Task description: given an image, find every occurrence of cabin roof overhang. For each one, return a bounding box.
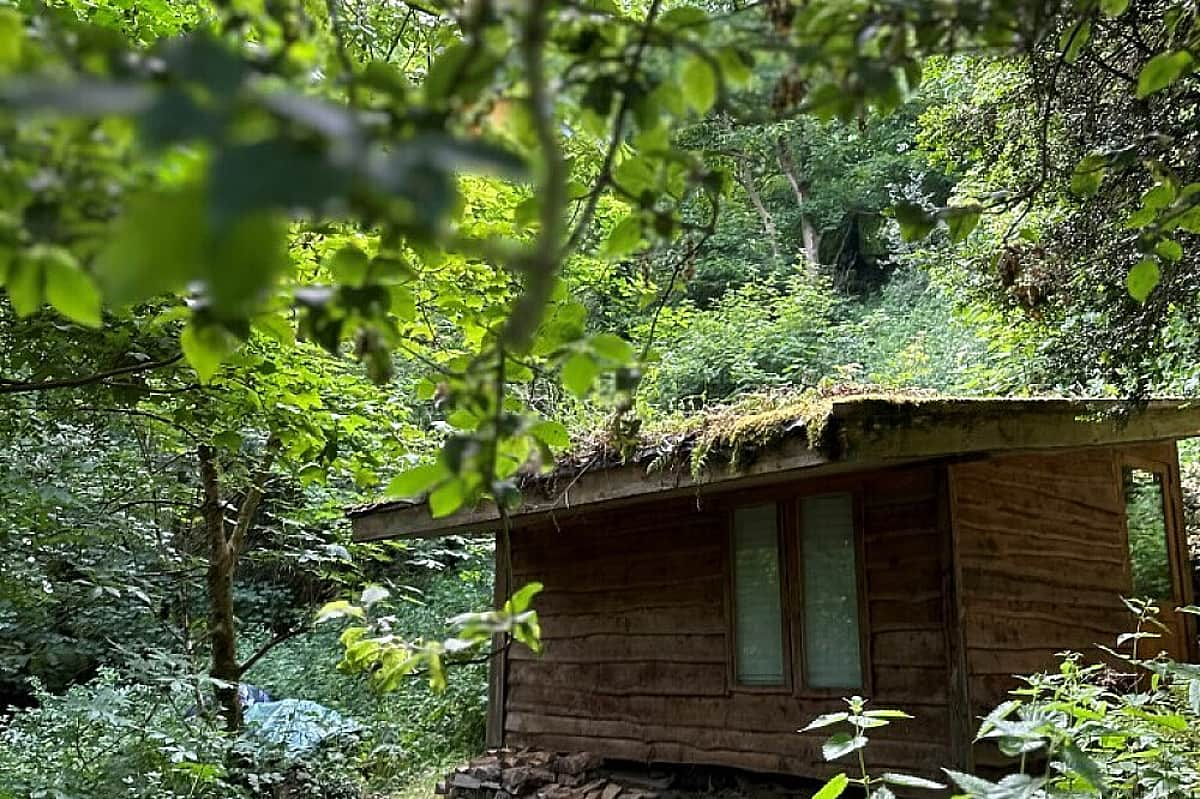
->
[349,396,1200,542]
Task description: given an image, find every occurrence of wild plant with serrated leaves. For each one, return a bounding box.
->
[800,695,947,799]
[943,598,1200,799]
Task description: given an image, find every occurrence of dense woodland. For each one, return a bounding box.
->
[1,0,1200,797]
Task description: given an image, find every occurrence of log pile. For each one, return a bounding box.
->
[437,749,674,799]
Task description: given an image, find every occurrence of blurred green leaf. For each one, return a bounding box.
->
[561,352,597,397]
[42,249,101,327]
[681,55,717,114]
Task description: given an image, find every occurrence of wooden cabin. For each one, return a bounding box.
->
[350,397,1199,779]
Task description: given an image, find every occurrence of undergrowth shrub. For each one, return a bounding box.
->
[808,602,1200,799]
[0,670,239,799]
[641,266,1015,413]
[0,542,492,799]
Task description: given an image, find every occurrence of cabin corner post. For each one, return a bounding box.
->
[1167,442,1199,663]
[486,526,511,748]
[939,464,974,771]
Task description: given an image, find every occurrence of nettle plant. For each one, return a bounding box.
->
[801,696,946,799]
[807,601,1200,799]
[951,602,1200,799]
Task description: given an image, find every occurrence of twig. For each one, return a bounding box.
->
[239,624,312,675]
[0,354,182,394]
[563,0,664,257]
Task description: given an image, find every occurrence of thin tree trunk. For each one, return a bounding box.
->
[775,136,821,273]
[199,444,240,731]
[198,439,278,732]
[735,156,781,265]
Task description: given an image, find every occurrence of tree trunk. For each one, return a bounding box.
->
[735,156,781,266]
[775,136,821,273]
[199,444,241,731]
[198,440,278,732]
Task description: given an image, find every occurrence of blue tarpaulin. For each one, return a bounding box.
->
[241,699,362,759]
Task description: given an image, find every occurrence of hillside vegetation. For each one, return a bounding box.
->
[2,0,1199,797]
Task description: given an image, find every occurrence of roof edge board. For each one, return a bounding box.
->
[352,398,1200,542]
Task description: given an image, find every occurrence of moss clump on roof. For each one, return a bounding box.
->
[569,384,940,480]
[663,389,840,477]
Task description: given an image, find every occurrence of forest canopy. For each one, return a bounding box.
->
[1,0,1199,797]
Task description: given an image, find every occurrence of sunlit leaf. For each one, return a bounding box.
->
[360,585,390,608]
[1060,19,1090,64]
[881,773,945,790]
[940,204,982,243]
[893,201,937,241]
[42,249,101,327]
[561,352,597,397]
[590,333,635,363]
[1070,153,1107,197]
[428,478,465,518]
[812,773,848,799]
[528,420,570,449]
[822,732,867,761]
[1137,51,1194,99]
[602,216,644,259]
[1126,259,1160,303]
[386,464,447,499]
[681,55,717,114]
[180,321,238,383]
[799,712,849,732]
[316,600,365,623]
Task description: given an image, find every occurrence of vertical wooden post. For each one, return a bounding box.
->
[486,527,510,748]
[1165,442,1198,663]
[939,464,974,771]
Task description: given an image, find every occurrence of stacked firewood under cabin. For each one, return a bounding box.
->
[437,749,675,799]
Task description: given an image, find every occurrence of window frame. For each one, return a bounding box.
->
[725,502,794,694]
[793,488,871,697]
[723,478,871,697]
[1117,455,1184,604]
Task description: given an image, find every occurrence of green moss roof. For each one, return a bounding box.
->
[558,384,940,480]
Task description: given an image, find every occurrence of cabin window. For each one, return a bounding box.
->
[800,493,863,689]
[1122,467,1174,599]
[732,504,786,686]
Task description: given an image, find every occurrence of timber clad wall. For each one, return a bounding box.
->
[949,449,1132,719]
[505,466,957,779]
[949,442,1196,724]
[501,443,1193,780]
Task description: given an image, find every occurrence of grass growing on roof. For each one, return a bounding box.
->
[636,384,938,479]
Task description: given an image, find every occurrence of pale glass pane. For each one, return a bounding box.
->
[1123,467,1173,599]
[802,493,862,689]
[733,504,785,686]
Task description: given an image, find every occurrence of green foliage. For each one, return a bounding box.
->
[250,550,493,788]
[3,0,1200,796]
[323,575,540,695]
[803,696,945,799]
[0,545,494,799]
[638,266,1013,414]
[0,670,243,798]
[953,612,1200,798]
[805,605,1200,799]
[639,272,841,408]
[1124,470,1174,600]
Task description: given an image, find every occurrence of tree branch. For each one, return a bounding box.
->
[563,0,663,257]
[0,354,183,394]
[502,0,568,348]
[734,153,781,264]
[229,437,281,557]
[239,624,312,675]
